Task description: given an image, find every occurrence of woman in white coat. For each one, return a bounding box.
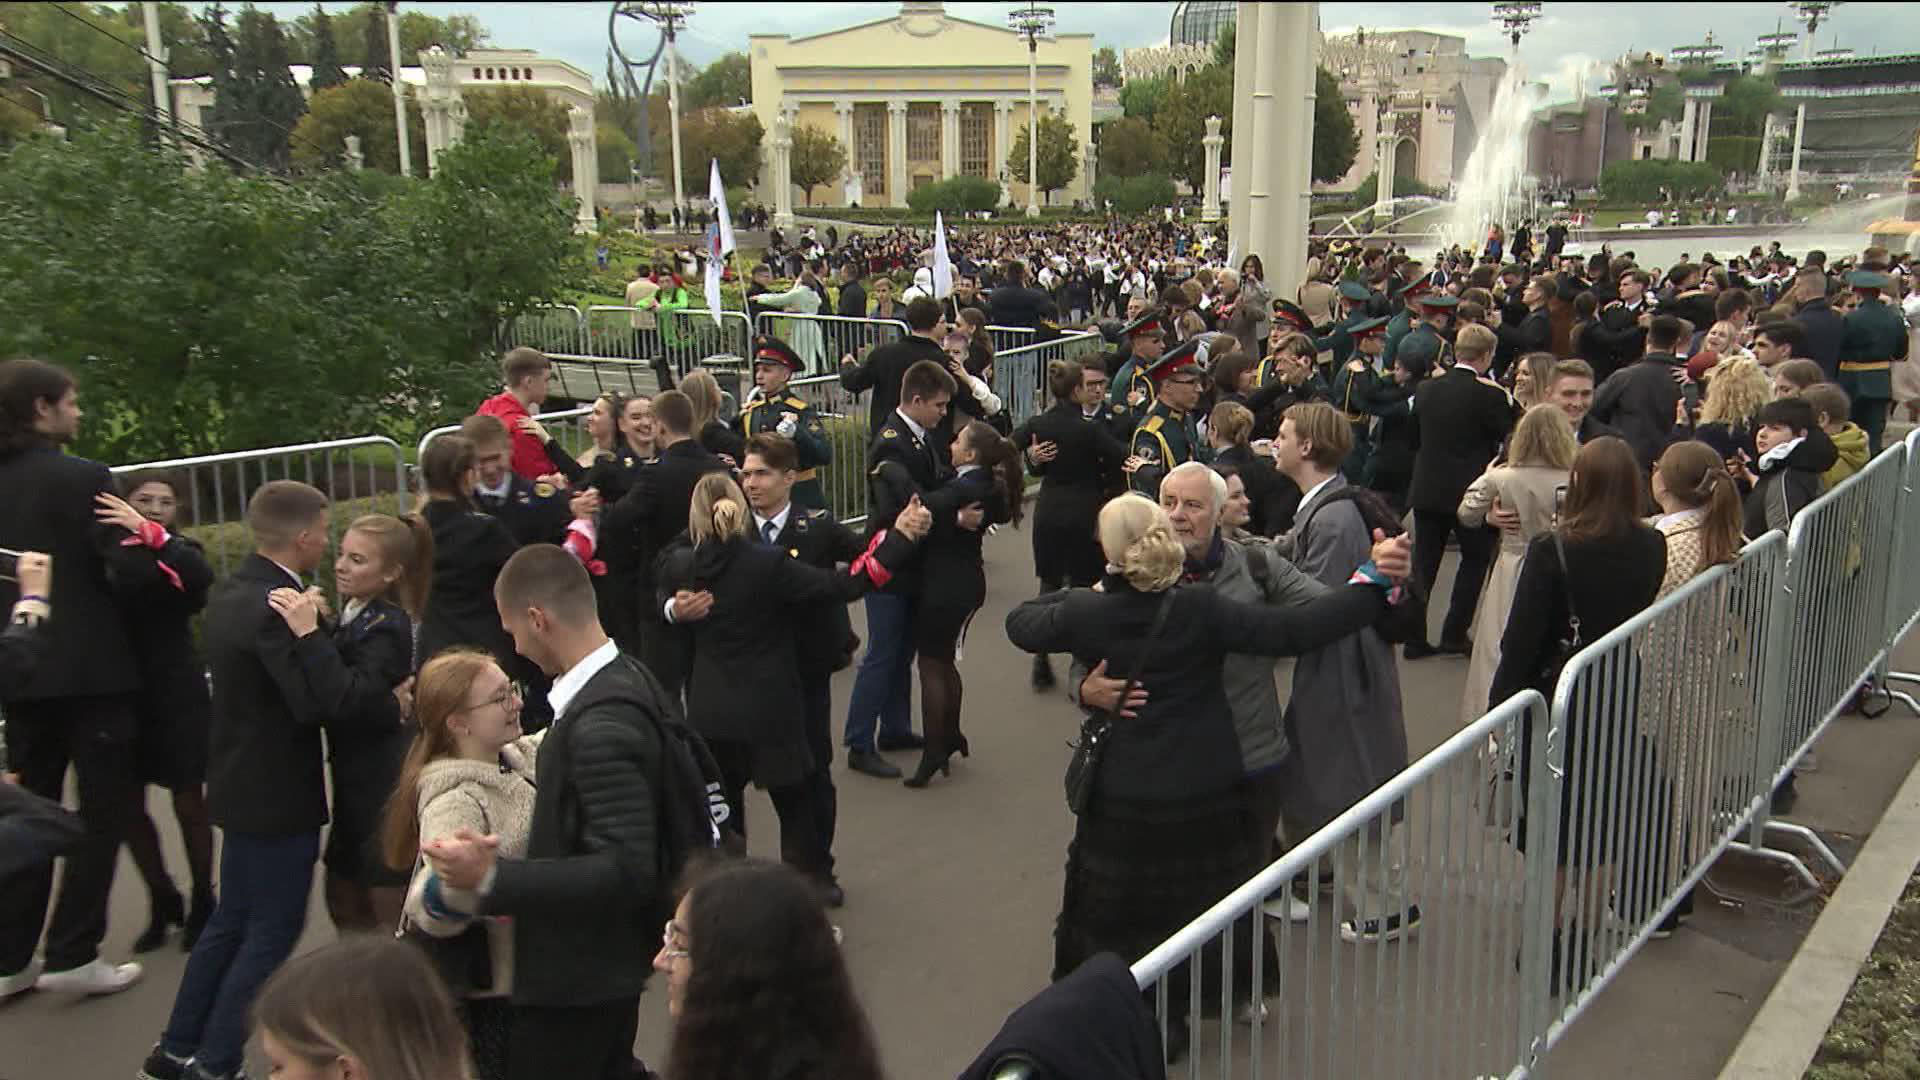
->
[755,265,828,373]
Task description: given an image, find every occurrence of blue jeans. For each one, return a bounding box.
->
[161,830,319,1076]
[843,591,915,752]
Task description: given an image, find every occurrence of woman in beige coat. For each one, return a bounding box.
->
[383,649,541,1080]
[1457,405,1577,724]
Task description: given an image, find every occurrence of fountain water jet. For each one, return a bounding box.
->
[1444,65,1541,252]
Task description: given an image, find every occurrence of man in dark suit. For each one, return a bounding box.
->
[1589,269,1653,383]
[461,414,575,546]
[1592,314,1687,472]
[1789,265,1846,379]
[143,481,355,1080]
[842,359,959,778]
[427,545,678,1080]
[986,258,1057,330]
[600,389,728,695]
[1492,274,1553,378]
[1405,324,1514,659]
[839,296,950,438]
[835,261,868,320]
[0,358,149,1000]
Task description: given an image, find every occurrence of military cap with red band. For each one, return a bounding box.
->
[751,334,805,372]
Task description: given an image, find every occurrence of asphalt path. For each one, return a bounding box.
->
[4,525,1917,1079]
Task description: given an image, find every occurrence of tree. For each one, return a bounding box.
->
[1312,66,1359,183]
[1717,73,1780,137]
[788,125,847,206]
[305,3,487,65]
[1154,63,1232,190]
[290,79,427,175]
[668,107,763,191]
[1092,46,1122,89]
[1119,74,1170,125]
[1211,23,1235,70]
[230,6,308,172]
[1094,172,1176,214]
[309,4,348,91]
[1097,115,1168,180]
[685,51,751,110]
[1006,113,1080,206]
[906,176,1001,213]
[1599,158,1723,202]
[116,2,217,78]
[597,124,638,183]
[359,5,391,84]
[464,87,572,182]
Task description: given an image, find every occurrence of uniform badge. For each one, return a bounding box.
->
[789,548,800,558]
[1135,446,1160,465]
[882,428,898,439]
[533,482,556,498]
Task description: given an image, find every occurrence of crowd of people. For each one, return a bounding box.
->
[2,203,1917,1077]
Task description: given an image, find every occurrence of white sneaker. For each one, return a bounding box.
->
[1261,894,1314,923]
[0,960,41,1000]
[35,958,142,995]
[1235,1000,1270,1025]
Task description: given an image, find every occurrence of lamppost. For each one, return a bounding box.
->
[1008,3,1054,219]
[1491,1,1540,52]
[1323,29,1398,215]
[385,2,410,176]
[1789,2,1842,60]
[618,2,693,220]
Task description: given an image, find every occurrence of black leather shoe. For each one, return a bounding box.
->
[846,749,902,779]
[1436,639,1473,657]
[876,732,925,752]
[1403,641,1439,660]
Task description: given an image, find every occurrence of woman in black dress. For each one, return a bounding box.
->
[312,513,432,932]
[99,475,217,952]
[1205,401,1294,535]
[1005,494,1397,1052]
[889,420,1025,788]
[1012,360,1129,689]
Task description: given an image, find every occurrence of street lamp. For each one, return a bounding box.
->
[618,2,693,220]
[1789,2,1842,59]
[1007,3,1054,219]
[1491,2,1541,52]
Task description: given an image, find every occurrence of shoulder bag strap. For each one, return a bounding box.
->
[1550,530,1582,647]
[1108,590,1179,720]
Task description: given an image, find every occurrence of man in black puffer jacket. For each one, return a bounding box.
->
[425,545,676,1080]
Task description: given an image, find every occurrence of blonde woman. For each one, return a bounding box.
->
[1686,354,1771,463]
[1005,494,1401,1057]
[680,369,745,465]
[1458,405,1577,727]
[1511,351,1559,412]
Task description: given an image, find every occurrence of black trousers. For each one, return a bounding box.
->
[1411,509,1497,648]
[768,674,838,883]
[507,997,640,1080]
[0,694,139,973]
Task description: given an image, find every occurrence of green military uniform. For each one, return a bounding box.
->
[1331,315,1394,483]
[1128,400,1206,501]
[1106,307,1168,433]
[1837,271,1909,455]
[740,333,836,509]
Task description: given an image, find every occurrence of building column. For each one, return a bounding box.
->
[1758,111,1778,178]
[1679,96,1699,162]
[993,100,1013,206]
[887,99,909,208]
[1786,101,1807,201]
[771,110,795,229]
[1201,114,1224,221]
[1377,127,1397,207]
[568,105,596,231]
[1695,99,1714,162]
[1232,1,1313,303]
[941,101,961,180]
[834,99,855,203]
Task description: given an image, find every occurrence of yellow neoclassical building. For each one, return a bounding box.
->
[748,1,1095,210]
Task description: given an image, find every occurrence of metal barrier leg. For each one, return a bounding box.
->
[1876,664,1920,714]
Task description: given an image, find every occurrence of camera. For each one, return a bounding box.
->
[0,548,20,582]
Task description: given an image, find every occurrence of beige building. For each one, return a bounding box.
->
[748,1,1095,209]
[1323,30,1506,194]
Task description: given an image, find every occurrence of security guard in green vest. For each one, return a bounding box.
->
[1331,315,1392,482]
[737,334,835,509]
[1837,269,1909,456]
[1126,336,1212,501]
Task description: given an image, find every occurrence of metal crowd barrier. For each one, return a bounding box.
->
[786,373,874,526]
[986,324,1036,355]
[109,437,410,576]
[498,303,585,356]
[660,309,753,382]
[1878,425,1920,711]
[1130,692,1554,1079]
[415,406,594,469]
[990,330,1106,428]
[755,311,907,374]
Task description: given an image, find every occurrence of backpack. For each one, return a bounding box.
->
[608,659,739,903]
[1290,487,1428,645]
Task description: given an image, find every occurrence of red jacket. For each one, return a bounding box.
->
[476,392,548,481]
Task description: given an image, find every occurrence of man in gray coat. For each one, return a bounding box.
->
[1272,401,1418,945]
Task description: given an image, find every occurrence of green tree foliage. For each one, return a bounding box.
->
[1,1,147,124]
[308,4,348,91]
[1624,80,1683,134]
[1119,74,1169,125]
[114,2,218,79]
[464,86,571,182]
[1154,64,1231,190]
[1312,66,1359,184]
[289,79,427,175]
[0,121,573,462]
[1717,73,1780,137]
[1705,135,1762,175]
[685,51,751,110]
[789,125,847,206]
[228,6,307,171]
[1211,24,1235,69]
[1093,172,1176,214]
[665,107,763,190]
[905,175,1002,214]
[1006,112,1080,206]
[358,4,390,84]
[1097,115,1168,180]
[598,123,638,183]
[301,3,486,67]
[1599,158,1723,202]
[1092,46,1122,89]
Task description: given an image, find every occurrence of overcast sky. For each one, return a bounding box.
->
[179,2,1920,101]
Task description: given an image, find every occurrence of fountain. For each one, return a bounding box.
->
[1443,63,1542,251]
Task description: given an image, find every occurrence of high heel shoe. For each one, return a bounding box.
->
[133,890,185,954]
[903,742,960,788]
[181,889,215,951]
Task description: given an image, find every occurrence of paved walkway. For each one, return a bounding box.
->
[3,528,1916,1078]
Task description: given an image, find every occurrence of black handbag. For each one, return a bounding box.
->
[1064,590,1177,815]
[1536,530,1585,691]
[0,782,87,880]
[397,807,497,997]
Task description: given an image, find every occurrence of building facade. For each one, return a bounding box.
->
[748,1,1095,209]
[1322,30,1506,195]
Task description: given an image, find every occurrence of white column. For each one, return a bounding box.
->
[993,101,1013,206]
[420,45,458,176]
[568,105,596,231]
[1234,2,1313,302]
[343,134,364,171]
[143,2,171,129]
[887,100,908,208]
[385,5,409,177]
[1241,1,1282,262]
[941,101,961,180]
[1278,5,1315,302]
[1377,127,1397,207]
[1201,114,1224,221]
[1786,101,1807,201]
[1758,111,1778,177]
[834,99,855,202]
[1695,99,1713,161]
[1228,1,1256,239]
[1025,51,1041,216]
[1679,96,1699,163]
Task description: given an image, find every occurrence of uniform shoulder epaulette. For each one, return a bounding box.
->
[806,507,830,519]
[784,396,808,409]
[881,427,899,439]
[1141,415,1165,434]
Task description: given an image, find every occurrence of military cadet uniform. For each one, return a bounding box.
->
[472,473,573,547]
[1106,308,1168,432]
[1838,270,1909,455]
[1393,294,1458,379]
[1127,339,1212,501]
[1330,315,1393,483]
[738,335,835,510]
[1381,280,1434,369]
[1317,280,1375,369]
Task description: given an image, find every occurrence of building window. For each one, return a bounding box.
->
[472,68,481,79]
[960,103,991,178]
[907,103,939,163]
[855,103,887,196]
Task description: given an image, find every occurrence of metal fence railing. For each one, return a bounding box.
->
[990,330,1106,429]
[755,312,908,375]
[110,437,410,577]
[986,324,1037,355]
[1881,425,1920,711]
[498,303,586,357]
[415,406,594,470]
[1131,692,1555,1079]
[786,373,874,526]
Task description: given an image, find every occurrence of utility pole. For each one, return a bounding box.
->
[386,2,410,176]
[142,2,171,129]
[1008,4,1055,218]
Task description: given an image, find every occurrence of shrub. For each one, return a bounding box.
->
[906,175,1004,214]
[1598,159,1725,203]
[1093,173,1177,215]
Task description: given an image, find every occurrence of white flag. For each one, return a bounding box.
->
[931,211,954,299]
[709,158,736,258]
[704,159,735,327]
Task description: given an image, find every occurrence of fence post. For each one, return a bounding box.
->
[1518,688,1561,1076]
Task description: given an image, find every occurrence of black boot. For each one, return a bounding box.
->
[134,889,185,954]
[1031,654,1056,691]
[903,739,963,789]
[181,889,215,951]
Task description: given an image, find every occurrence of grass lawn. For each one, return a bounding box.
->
[1805,870,1920,1078]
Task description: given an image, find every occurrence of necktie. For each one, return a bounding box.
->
[762,520,778,545]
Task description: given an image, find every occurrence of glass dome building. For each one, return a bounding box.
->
[1169,1,1237,49]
